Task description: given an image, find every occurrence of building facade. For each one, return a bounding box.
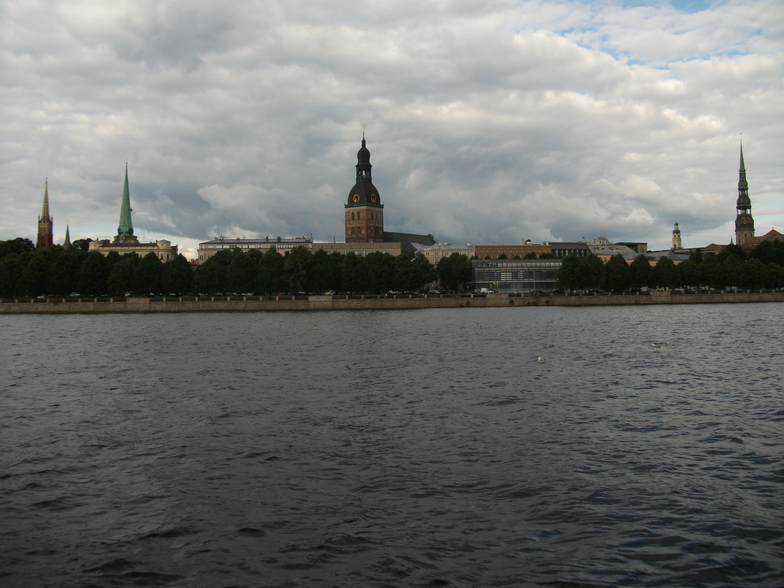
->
[198,237,313,262]
[37,179,53,249]
[475,240,551,259]
[472,258,562,293]
[413,242,475,264]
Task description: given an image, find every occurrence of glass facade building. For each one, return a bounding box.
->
[472,259,562,293]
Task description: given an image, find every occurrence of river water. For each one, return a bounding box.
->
[1,305,783,587]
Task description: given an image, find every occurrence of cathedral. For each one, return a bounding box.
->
[345,134,384,243]
[342,134,434,251]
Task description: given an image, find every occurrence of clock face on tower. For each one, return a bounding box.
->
[352,194,360,203]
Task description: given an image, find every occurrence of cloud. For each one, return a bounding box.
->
[1,0,782,256]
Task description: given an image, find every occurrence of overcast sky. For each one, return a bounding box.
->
[2,0,782,258]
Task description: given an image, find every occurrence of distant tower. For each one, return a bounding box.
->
[671,222,682,250]
[63,225,72,250]
[37,179,54,249]
[345,134,384,243]
[115,163,138,244]
[734,140,754,246]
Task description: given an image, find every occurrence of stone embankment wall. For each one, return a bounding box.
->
[1,291,783,313]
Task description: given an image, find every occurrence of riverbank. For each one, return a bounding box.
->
[1,290,783,313]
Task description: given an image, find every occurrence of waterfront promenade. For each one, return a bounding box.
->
[1,291,783,313]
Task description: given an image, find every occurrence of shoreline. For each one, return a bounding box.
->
[1,291,783,313]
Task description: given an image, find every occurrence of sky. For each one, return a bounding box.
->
[1,0,782,258]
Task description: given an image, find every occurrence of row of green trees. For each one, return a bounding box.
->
[192,247,441,295]
[0,241,193,297]
[0,239,467,297]
[557,242,784,292]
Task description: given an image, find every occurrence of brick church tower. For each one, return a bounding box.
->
[345,134,384,243]
[37,179,53,249]
[734,140,754,246]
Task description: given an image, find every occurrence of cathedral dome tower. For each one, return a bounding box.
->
[345,134,384,243]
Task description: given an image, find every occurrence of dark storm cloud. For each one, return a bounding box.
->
[1,0,782,257]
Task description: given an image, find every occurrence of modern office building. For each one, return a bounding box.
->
[471,258,562,293]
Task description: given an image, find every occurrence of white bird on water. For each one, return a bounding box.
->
[536,356,546,363]
[651,342,663,352]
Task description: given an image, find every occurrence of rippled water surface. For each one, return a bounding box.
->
[1,305,783,587]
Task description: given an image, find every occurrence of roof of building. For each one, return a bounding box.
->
[384,232,436,246]
[199,236,312,246]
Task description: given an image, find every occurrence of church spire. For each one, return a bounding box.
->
[63,225,72,250]
[37,178,54,249]
[734,138,754,246]
[116,163,136,243]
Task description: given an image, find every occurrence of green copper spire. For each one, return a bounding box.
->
[118,163,134,238]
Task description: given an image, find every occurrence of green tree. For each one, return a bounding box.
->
[49,250,85,296]
[678,259,700,287]
[78,252,111,296]
[134,252,163,295]
[284,246,313,293]
[699,254,722,289]
[340,252,366,293]
[392,255,418,292]
[629,255,654,289]
[750,239,784,267]
[765,262,784,289]
[162,254,193,295]
[365,251,396,293]
[107,255,140,296]
[310,249,341,293]
[688,250,703,265]
[0,254,23,297]
[557,255,582,291]
[583,255,605,289]
[721,255,742,288]
[22,249,54,296]
[523,251,538,259]
[604,254,631,292]
[717,243,747,264]
[257,248,285,294]
[742,258,766,290]
[227,252,258,294]
[71,238,93,252]
[413,253,436,290]
[0,237,35,258]
[436,253,471,292]
[654,256,679,289]
[193,249,235,294]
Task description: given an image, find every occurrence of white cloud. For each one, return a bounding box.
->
[1,0,782,255]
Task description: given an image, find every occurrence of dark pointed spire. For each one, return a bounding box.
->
[736,138,750,210]
[37,178,54,249]
[41,178,51,220]
[117,163,134,239]
[63,225,72,250]
[734,137,754,245]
